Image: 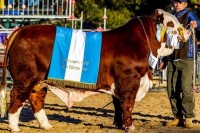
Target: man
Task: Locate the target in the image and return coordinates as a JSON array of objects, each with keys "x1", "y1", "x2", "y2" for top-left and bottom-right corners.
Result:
[{"x1": 159, "y1": 0, "x2": 200, "y2": 128}]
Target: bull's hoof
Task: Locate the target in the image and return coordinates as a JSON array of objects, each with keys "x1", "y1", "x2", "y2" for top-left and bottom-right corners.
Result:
[
  {"x1": 9, "y1": 127, "x2": 20, "y2": 133},
  {"x1": 125, "y1": 125, "x2": 135, "y2": 133},
  {"x1": 113, "y1": 122, "x2": 123, "y2": 129},
  {"x1": 40, "y1": 123, "x2": 52, "y2": 130}
]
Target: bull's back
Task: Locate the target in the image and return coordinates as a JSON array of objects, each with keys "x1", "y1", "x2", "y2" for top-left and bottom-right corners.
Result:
[{"x1": 8, "y1": 25, "x2": 56, "y2": 85}]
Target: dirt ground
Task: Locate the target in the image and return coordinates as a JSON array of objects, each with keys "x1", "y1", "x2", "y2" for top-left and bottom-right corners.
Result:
[{"x1": 1, "y1": 86, "x2": 200, "y2": 133}]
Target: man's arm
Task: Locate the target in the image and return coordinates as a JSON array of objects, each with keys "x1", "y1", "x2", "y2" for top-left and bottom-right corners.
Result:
[{"x1": 188, "y1": 12, "x2": 200, "y2": 29}]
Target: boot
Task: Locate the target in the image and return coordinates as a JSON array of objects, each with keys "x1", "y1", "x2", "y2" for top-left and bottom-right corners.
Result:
[
  {"x1": 185, "y1": 118, "x2": 195, "y2": 128},
  {"x1": 166, "y1": 116, "x2": 184, "y2": 127}
]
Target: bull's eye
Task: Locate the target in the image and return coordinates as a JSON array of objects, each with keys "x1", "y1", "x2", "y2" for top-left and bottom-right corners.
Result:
[
  {"x1": 157, "y1": 16, "x2": 161, "y2": 23},
  {"x1": 173, "y1": 31, "x2": 177, "y2": 34}
]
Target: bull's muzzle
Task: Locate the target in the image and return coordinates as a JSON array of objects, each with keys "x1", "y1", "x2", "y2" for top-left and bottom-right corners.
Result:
[{"x1": 177, "y1": 27, "x2": 191, "y2": 42}]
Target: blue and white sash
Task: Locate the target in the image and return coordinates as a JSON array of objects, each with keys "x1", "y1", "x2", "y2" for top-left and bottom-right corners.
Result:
[{"x1": 48, "y1": 27, "x2": 102, "y2": 89}]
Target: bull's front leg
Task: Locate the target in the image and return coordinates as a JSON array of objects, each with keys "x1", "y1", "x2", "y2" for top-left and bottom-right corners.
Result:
[
  {"x1": 121, "y1": 91, "x2": 136, "y2": 132},
  {"x1": 112, "y1": 88, "x2": 136, "y2": 132},
  {"x1": 117, "y1": 76, "x2": 140, "y2": 132}
]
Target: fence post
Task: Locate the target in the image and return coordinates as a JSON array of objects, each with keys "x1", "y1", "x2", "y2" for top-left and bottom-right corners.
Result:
[{"x1": 103, "y1": 8, "x2": 107, "y2": 30}]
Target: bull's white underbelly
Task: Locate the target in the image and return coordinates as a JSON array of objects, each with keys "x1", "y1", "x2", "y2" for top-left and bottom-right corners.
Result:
[
  {"x1": 43, "y1": 72, "x2": 152, "y2": 108},
  {"x1": 135, "y1": 73, "x2": 152, "y2": 102}
]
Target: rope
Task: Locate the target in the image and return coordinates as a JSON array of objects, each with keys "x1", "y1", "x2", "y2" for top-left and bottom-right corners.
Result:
[
  {"x1": 191, "y1": 27, "x2": 200, "y2": 93},
  {"x1": 137, "y1": 17, "x2": 151, "y2": 52},
  {"x1": 95, "y1": 100, "x2": 113, "y2": 114}
]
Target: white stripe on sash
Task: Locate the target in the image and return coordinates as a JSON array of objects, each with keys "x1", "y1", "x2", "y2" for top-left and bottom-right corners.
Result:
[{"x1": 64, "y1": 30, "x2": 86, "y2": 81}]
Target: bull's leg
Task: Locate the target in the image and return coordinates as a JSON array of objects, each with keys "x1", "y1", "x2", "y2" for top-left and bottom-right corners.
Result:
[
  {"x1": 28, "y1": 87, "x2": 52, "y2": 130},
  {"x1": 112, "y1": 96, "x2": 123, "y2": 128},
  {"x1": 121, "y1": 91, "x2": 136, "y2": 132},
  {"x1": 9, "y1": 105, "x2": 24, "y2": 132},
  {"x1": 8, "y1": 86, "x2": 28, "y2": 132},
  {"x1": 117, "y1": 75, "x2": 140, "y2": 132}
]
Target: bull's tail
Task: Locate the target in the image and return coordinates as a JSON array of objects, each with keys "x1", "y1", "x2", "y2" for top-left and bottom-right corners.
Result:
[{"x1": 0, "y1": 29, "x2": 20, "y2": 118}]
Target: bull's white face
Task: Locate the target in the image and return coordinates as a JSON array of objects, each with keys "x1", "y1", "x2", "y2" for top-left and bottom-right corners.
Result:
[
  {"x1": 157, "y1": 9, "x2": 191, "y2": 41},
  {"x1": 154, "y1": 9, "x2": 191, "y2": 57}
]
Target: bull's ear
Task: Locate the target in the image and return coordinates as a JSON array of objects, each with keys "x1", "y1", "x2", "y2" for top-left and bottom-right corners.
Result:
[
  {"x1": 151, "y1": 9, "x2": 159, "y2": 21},
  {"x1": 151, "y1": 9, "x2": 164, "y2": 24}
]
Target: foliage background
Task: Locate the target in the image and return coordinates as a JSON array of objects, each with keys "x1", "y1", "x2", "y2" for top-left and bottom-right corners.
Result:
[{"x1": 74, "y1": 0, "x2": 200, "y2": 29}]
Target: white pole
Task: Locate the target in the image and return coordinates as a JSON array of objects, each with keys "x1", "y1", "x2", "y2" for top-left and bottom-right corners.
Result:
[
  {"x1": 80, "y1": 11, "x2": 83, "y2": 30},
  {"x1": 103, "y1": 8, "x2": 107, "y2": 30},
  {"x1": 69, "y1": 0, "x2": 72, "y2": 18}
]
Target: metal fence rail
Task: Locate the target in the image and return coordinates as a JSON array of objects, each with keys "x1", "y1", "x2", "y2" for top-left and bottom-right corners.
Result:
[
  {"x1": 0, "y1": 0, "x2": 83, "y2": 30},
  {"x1": 1, "y1": 0, "x2": 74, "y2": 18}
]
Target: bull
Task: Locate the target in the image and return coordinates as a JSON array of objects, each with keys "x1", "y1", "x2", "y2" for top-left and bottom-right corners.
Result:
[{"x1": 0, "y1": 9, "x2": 191, "y2": 132}]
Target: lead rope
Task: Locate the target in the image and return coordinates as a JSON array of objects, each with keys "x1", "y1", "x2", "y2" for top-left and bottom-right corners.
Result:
[
  {"x1": 191, "y1": 27, "x2": 200, "y2": 93},
  {"x1": 137, "y1": 17, "x2": 152, "y2": 53}
]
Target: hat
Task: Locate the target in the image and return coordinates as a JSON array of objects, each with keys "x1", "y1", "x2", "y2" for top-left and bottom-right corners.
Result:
[{"x1": 173, "y1": 0, "x2": 188, "y2": 2}]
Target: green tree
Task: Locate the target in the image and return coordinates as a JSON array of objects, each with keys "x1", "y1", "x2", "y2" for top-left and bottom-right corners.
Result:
[{"x1": 75, "y1": 0, "x2": 172, "y2": 29}]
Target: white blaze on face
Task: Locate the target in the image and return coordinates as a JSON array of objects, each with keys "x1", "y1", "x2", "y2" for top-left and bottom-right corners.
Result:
[
  {"x1": 9, "y1": 104, "x2": 24, "y2": 132},
  {"x1": 135, "y1": 73, "x2": 152, "y2": 102},
  {"x1": 34, "y1": 109, "x2": 52, "y2": 130}
]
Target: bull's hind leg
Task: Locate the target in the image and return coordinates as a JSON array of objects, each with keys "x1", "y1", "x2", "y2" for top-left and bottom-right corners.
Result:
[
  {"x1": 28, "y1": 85, "x2": 52, "y2": 130},
  {"x1": 8, "y1": 86, "x2": 28, "y2": 132}
]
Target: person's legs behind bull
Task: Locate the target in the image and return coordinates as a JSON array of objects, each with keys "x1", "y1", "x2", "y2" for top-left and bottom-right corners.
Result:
[{"x1": 166, "y1": 59, "x2": 195, "y2": 128}]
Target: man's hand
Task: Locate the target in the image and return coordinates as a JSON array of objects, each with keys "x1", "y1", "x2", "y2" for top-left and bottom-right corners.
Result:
[
  {"x1": 190, "y1": 21, "x2": 198, "y2": 28},
  {"x1": 159, "y1": 62, "x2": 167, "y2": 70}
]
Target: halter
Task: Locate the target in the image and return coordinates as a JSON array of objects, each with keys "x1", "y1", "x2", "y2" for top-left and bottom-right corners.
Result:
[
  {"x1": 136, "y1": 17, "x2": 159, "y2": 69},
  {"x1": 136, "y1": 17, "x2": 152, "y2": 52}
]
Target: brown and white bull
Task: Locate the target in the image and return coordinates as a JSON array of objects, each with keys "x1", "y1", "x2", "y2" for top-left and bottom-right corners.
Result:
[{"x1": 0, "y1": 9, "x2": 191, "y2": 132}]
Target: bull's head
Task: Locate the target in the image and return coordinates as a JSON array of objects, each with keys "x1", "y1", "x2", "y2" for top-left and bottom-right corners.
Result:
[{"x1": 152, "y1": 9, "x2": 191, "y2": 57}]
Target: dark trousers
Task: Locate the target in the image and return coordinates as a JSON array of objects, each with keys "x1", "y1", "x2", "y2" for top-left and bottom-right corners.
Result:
[{"x1": 167, "y1": 58, "x2": 195, "y2": 118}]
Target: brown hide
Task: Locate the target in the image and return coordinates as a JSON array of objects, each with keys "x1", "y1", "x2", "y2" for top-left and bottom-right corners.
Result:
[
  {"x1": 97, "y1": 17, "x2": 159, "y2": 91},
  {"x1": 8, "y1": 25, "x2": 56, "y2": 113},
  {"x1": 8, "y1": 17, "x2": 159, "y2": 97},
  {"x1": 4, "y1": 16, "x2": 160, "y2": 131},
  {"x1": 8, "y1": 25, "x2": 55, "y2": 90}
]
